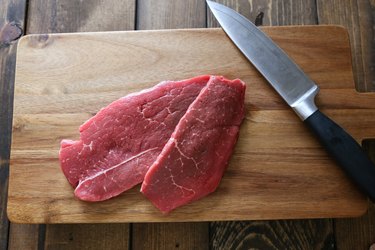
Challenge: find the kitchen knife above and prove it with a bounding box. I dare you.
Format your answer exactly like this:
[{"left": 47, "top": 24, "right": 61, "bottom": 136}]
[{"left": 207, "top": 0, "right": 375, "bottom": 201}]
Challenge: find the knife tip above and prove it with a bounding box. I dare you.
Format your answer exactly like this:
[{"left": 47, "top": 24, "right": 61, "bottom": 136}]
[
  {"left": 206, "top": 0, "right": 216, "bottom": 8},
  {"left": 206, "top": 1, "right": 226, "bottom": 12}
]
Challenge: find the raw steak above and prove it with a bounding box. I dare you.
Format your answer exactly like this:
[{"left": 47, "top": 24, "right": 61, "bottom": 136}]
[
  {"left": 141, "top": 76, "right": 246, "bottom": 213},
  {"left": 59, "top": 75, "right": 210, "bottom": 201}
]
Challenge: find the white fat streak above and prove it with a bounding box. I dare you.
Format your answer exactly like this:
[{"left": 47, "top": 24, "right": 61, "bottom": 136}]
[
  {"left": 173, "top": 138, "right": 199, "bottom": 170},
  {"left": 170, "top": 173, "right": 196, "bottom": 197},
  {"left": 76, "top": 147, "right": 159, "bottom": 190}
]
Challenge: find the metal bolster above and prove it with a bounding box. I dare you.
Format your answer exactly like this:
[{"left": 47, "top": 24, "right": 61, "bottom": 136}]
[{"left": 291, "top": 85, "right": 319, "bottom": 121}]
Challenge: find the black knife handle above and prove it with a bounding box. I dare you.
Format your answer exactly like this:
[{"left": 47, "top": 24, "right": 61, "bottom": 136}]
[{"left": 305, "top": 110, "right": 375, "bottom": 201}]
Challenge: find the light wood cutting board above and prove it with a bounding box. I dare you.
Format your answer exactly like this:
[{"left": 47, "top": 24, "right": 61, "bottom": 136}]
[{"left": 8, "top": 26, "right": 375, "bottom": 224}]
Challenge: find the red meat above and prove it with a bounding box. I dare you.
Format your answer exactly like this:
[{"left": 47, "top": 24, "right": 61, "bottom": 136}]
[
  {"left": 141, "top": 76, "right": 246, "bottom": 213},
  {"left": 59, "top": 75, "right": 210, "bottom": 201}
]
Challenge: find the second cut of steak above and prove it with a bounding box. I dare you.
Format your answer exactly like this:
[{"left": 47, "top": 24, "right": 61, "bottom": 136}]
[
  {"left": 59, "top": 75, "right": 209, "bottom": 201},
  {"left": 141, "top": 76, "right": 246, "bottom": 213}
]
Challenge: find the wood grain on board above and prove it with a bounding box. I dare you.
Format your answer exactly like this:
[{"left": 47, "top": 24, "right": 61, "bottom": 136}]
[{"left": 8, "top": 26, "right": 373, "bottom": 224}]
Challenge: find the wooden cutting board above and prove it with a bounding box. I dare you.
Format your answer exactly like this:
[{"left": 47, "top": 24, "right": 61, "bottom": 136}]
[{"left": 8, "top": 26, "right": 375, "bottom": 224}]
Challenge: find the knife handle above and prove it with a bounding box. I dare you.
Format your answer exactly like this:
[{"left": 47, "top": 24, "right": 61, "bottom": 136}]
[{"left": 305, "top": 110, "right": 375, "bottom": 201}]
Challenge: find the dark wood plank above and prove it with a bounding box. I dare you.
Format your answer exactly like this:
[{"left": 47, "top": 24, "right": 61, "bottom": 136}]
[
  {"left": 8, "top": 224, "right": 40, "bottom": 250},
  {"left": 133, "top": 1, "right": 209, "bottom": 249},
  {"left": 136, "top": 0, "right": 206, "bottom": 29},
  {"left": 207, "top": 0, "right": 317, "bottom": 27},
  {"left": 210, "top": 220, "right": 334, "bottom": 249},
  {"left": 207, "top": 1, "right": 335, "bottom": 249},
  {"left": 43, "top": 224, "right": 129, "bottom": 250},
  {"left": 334, "top": 200, "right": 375, "bottom": 250},
  {"left": 132, "top": 223, "right": 209, "bottom": 250},
  {"left": 0, "top": 0, "right": 27, "bottom": 249},
  {"left": 317, "top": 0, "right": 375, "bottom": 92},
  {"left": 27, "top": 0, "right": 136, "bottom": 33},
  {"left": 23, "top": 0, "right": 136, "bottom": 248}
]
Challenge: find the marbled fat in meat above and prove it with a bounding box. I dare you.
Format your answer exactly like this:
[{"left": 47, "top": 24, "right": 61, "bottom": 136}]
[
  {"left": 59, "top": 76, "right": 210, "bottom": 201},
  {"left": 141, "top": 76, "right": 246, "bottom": 213}
]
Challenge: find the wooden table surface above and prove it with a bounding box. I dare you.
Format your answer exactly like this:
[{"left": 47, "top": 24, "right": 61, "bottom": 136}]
[{"left": 1, "top": 0, "right": 374, "bottom": 249}]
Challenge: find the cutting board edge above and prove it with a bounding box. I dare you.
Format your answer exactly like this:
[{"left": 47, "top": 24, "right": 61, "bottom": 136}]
[
  {"left": 6, "top": 204, "right": 368, "bottom": 224},
  {"left": 9, "top": 25, "right": 370, "bottom": 223},
  {"left": 15, "top": 24, "right": 349, "bottom": 43}
]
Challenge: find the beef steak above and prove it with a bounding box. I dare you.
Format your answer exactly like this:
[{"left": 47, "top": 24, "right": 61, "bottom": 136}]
[
  {"left": 59, "top": 75, "right": 210, "bottom": 201},
  {"left": 141, "top": 76, "right": 246, "bottom": 213}
]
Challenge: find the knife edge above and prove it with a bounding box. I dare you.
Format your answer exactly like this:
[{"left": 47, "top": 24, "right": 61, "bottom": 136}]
[{"left": 207, "top": 0, "right": 318, "bottom": 120}]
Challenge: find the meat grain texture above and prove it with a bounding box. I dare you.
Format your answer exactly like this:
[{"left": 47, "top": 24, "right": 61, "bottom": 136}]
[
  {"left": 59, "top": 75, "right": 246, "bottom": 213},
  {"left": 141, "top": 76, "right": 246, "bottom": 212},
  {"left": 60, "top": 76, "right": 209, "bottom": 201}
]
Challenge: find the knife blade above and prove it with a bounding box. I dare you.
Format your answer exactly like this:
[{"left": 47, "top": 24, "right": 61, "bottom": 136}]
[{"left": 207, "top": 0, "right": 375, "bottom": 201}]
